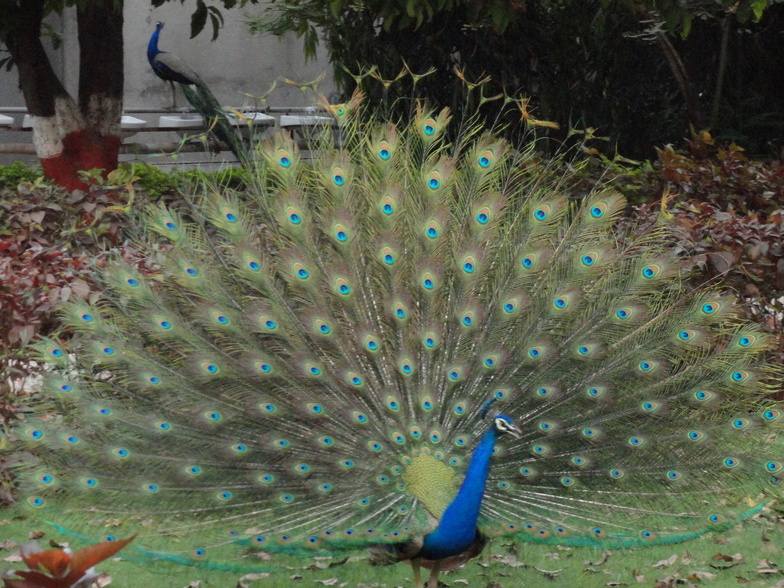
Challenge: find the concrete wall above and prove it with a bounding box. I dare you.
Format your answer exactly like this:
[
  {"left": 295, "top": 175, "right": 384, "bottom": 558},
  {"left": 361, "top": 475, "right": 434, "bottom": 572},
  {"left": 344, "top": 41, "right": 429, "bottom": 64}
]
[{"left": 0, "top": 2, "right": 335, "bottom": 167}]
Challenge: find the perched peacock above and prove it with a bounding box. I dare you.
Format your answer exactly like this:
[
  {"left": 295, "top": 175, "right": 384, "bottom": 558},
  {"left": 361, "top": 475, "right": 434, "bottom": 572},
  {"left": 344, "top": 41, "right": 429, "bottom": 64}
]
[
  {"left": 17, "top": 97, "right": 783, "bottom": 588},
  {"left": 147, "top": 21, "right": 249, "bottom": 165}
]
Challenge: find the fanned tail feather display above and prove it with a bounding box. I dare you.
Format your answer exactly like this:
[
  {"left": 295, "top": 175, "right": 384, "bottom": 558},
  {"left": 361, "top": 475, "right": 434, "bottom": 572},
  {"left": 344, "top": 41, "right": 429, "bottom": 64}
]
[{"left": 16, "top": 94, "right": 783, "bottom": 585}]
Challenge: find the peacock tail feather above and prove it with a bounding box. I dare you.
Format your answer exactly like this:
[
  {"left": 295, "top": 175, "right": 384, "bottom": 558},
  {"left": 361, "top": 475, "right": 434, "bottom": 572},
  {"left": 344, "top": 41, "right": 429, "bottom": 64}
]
[
  {"left": 180, "top": 83, "right": 250, "bottom": 166},
  {"left": 17, "top": 100, "right": 783, "bottom": 572}
]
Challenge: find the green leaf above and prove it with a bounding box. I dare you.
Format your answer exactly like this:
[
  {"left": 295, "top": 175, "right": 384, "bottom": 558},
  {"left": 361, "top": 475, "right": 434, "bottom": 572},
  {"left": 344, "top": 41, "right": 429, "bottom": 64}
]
[
  {"left": 751, "top": 0, "right": 767, "bottom": 21},
  {"left": 329, "top": 0, "right": 343, "bottom": 18},
  {"left": 681, "top": 14, "right": 692, "bottom": 38},
  {"left": 191, "top": 0, "right": 208, "bottom": 38},
  {"left": 207, "top": 6, "right": 225, "bottom": 40}
]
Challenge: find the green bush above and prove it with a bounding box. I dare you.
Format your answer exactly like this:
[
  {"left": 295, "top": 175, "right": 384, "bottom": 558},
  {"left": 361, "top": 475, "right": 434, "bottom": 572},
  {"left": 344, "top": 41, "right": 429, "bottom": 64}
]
[{"left": 0, "top": 162, "right": 43, "bottom": 187}]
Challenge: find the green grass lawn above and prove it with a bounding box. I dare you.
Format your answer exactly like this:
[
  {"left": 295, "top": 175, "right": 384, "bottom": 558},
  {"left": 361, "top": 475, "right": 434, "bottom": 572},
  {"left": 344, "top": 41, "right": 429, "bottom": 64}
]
[{"left": 2, "top": 506, "right": 782, "bottom": 587}]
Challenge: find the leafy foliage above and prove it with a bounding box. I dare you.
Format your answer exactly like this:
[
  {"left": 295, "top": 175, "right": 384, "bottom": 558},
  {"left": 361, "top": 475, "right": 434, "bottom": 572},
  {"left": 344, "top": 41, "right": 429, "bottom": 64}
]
[
  {"left": 252, "top": 0, "right": 784, "bottom": 158},
  {"left": 656, "top": 131, "right": 784, "bottom": 214},
  {"left": 0, "top": 163, "right": 43, "bottom": 188},
  {"left": 621, "top": 132, "right": 784, "bottom": 363},
  {"left": 0, "top": 162, "right": 250, "bottom": 442},
  {"left": 0, "top": 162, "right": 251, "bottom": 365}
]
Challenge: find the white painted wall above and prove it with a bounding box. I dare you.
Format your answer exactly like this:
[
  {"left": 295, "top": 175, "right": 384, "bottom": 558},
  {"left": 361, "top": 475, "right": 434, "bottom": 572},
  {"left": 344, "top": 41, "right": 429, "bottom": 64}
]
[{"left": 0, "top": 2, "right": 335, "bottom": 167}]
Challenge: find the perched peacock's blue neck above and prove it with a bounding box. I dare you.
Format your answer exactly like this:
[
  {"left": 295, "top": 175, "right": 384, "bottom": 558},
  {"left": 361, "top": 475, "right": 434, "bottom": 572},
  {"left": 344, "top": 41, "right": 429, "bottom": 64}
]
[
  {"left": 147, "top": 28, "right": 160, "bottom": 63},
  {"left": 419, "top": 427, "right": 498, "bottom": 560}
]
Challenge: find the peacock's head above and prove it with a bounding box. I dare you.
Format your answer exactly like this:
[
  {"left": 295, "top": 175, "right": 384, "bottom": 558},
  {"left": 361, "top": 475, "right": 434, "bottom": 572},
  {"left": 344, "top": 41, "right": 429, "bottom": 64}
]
[
  {"left": 156, "top": 21, "right": 164, "bottom": 31},
  {"left": 493, "top": 415, "right": 522, "bottom": 439}
]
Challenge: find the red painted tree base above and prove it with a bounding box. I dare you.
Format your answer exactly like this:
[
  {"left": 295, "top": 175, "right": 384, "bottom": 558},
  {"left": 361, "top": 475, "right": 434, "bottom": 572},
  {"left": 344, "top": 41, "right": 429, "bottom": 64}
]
[{"left": 40, "top": 130, "right": 121, "bottom": 192}]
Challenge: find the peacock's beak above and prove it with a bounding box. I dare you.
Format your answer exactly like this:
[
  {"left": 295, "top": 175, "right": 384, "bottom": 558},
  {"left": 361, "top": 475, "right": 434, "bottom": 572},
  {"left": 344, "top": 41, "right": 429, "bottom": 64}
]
[{"left": 507, "top": 424, "right": 523, "bottom": 439}]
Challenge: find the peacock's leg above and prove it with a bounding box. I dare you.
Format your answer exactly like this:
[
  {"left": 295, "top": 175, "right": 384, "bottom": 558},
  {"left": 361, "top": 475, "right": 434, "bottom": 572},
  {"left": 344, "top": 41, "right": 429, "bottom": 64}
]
[
  {"left": 411, "top": 558, "right": 423, "bottom": 588},
  {"left": 168, "top": 81, "right": 177, "bottom": 109},
  {"left": 426, "top": 560, "right": 442, "bottom": 588}
]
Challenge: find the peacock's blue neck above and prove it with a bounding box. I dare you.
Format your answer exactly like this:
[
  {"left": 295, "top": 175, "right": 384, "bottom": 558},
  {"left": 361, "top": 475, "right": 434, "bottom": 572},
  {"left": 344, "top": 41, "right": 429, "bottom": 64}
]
[
  {"left": 147, "top": 28, "right": 160, "bottom": 62},
  {"left": 419, "top": 427, "right": 498, "bottom": 560}
]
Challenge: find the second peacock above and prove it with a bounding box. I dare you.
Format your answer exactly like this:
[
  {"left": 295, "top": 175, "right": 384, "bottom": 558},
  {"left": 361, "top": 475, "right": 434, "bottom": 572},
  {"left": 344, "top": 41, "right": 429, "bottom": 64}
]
[
  {"left": 147, "top": 21, "right": 249, "bottom": 165},
  {"left": 19, "top": 99, "right": 783, "bottom": 587}
]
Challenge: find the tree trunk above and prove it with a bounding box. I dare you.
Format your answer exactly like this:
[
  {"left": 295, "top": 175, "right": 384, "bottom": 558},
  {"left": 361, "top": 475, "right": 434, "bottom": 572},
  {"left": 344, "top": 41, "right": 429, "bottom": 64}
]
[{"left": 6, "top": 0, "right": 124, "bottom": 192}]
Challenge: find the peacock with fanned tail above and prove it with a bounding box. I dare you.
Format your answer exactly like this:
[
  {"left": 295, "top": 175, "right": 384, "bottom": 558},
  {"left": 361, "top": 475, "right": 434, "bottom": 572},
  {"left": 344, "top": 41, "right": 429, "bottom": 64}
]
[
  {"left": 147, "top": 21, "right": 249, "bottom": 165},
  {"left": 17, "top": 97, "right": 783, "bottom": 588}
]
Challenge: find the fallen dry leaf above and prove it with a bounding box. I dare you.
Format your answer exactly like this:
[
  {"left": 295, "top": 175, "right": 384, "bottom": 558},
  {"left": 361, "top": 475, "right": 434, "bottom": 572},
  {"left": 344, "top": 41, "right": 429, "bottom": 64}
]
[
  {"left": 587, "top": 551, "right": 611, "bottom": 566},
  {"left": 710, "top": 552, "right": 744, "bottom": 570},
  {"left": 239, "top": 572, "right": 270, "bottom": 581},
  {"left": 652, "top": 554, "right": 677, "bottom": 568}
]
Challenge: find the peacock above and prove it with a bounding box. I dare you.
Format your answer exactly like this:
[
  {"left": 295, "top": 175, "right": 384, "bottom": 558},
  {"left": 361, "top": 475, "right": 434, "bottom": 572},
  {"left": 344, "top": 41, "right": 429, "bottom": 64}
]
[
  {"left": 16, "top": 97, "right": 783, "bottom": 588},
  {"left": 147, "top": 21, "right": 249, "bottom": 165}
]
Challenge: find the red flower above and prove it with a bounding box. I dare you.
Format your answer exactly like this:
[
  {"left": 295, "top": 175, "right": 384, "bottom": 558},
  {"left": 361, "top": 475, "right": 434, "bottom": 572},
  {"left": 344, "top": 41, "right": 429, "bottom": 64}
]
[{"left": 2, "top": 536, "right": 134, "bottom": 588}]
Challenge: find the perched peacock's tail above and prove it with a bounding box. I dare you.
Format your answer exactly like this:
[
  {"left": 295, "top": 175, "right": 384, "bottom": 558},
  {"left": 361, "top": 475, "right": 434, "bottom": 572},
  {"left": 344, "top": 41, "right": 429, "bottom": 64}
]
[
  {"left": 16, "top": 98, "right": 782, "bottom": 572},
  {"left": 180, "top": 83, "right": 249, "bottom": 166}
]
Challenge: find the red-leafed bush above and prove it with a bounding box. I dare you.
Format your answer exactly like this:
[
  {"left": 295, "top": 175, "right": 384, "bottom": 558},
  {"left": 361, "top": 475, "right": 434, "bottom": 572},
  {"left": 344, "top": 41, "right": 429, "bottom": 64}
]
[
  {"left": 622, "top": 132, "right": 784, "bottom": 365},
  {"left": 656, "top": 131, "right": 784, "bottom": 215},
  {"left": 0, "top": 173, "right": 136, "bottom": 441}
]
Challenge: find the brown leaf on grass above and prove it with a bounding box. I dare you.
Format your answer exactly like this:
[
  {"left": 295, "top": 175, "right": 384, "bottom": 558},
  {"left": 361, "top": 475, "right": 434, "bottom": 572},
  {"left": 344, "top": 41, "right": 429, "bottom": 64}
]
[
  {"left": 0, "top": 543, "right": 16, "bottom": 551},
  {"left": 239, "top": 573, "right": 270, "bottom": 581},
  {"left": 652, "top": 572, "right": 692, "bottom": 588},
  {"left": 586, "top": 551, "right": 611, "bottom": 566},
  {"left": 492, "top": 554, "right": 525, "bottom": 568},
  {"left": 652, "top": 555, "right": 677, "bottom": 568},
  {"left": 710, "top": 552, "right": 744, "bottom": 570},
  {"left": 534, "top": 567, "right": 561, "bottom": 579},
  {"left": 3, "top": 552, "right": 22, "bottom": 563},
  {"left": 25, "top": 533, "right": 43, "bottom": 541}
]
